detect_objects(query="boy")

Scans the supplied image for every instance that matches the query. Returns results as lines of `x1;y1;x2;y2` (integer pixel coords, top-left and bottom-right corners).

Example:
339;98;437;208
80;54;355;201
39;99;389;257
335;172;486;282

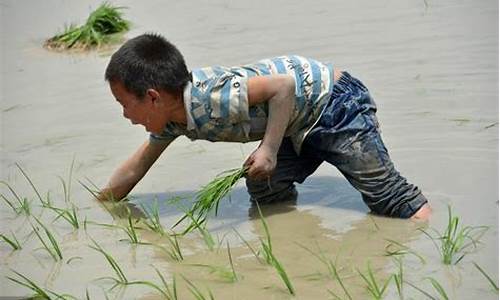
99;33;431;219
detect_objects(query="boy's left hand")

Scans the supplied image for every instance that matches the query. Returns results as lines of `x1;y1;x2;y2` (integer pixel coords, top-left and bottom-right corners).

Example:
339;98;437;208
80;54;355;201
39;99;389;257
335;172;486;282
244;145;277;180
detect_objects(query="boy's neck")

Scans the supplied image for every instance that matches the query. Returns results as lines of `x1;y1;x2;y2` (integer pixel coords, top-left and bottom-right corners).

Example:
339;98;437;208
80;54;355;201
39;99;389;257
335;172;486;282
164;90;187;125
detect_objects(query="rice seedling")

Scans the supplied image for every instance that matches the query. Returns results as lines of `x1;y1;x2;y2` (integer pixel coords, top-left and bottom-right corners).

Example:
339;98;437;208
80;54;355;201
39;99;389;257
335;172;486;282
357;262;391;300
226;242;238;282
392;257;404;300
232;227;263;264
419;205;488;265
189;243;238;283
0;231;22;250
473;262;498;292
141;199;166;235
48;203;80;230
31;216;63;261
89;238;129;289
255;203;295;295
145;233;184;262
181;208;215;251
296;242;351;299
45;2;130;51
384;239;426;264
405;280;437;300
174;167;246;234
15;163;49;207
129;268;178;300
7;269;77;299
425;277;449;300
121;215;140;244
182;276;215;300
0;182;32;215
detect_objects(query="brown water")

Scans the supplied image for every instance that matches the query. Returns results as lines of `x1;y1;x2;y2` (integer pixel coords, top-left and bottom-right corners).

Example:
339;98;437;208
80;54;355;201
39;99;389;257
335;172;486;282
1;0;498;299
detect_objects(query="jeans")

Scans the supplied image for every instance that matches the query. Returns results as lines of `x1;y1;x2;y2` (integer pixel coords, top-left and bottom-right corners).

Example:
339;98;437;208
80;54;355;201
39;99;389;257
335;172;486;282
246;72;428;218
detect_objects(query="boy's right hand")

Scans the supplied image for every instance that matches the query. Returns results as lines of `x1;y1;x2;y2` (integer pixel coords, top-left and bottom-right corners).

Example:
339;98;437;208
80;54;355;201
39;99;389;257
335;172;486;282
244;145;277;180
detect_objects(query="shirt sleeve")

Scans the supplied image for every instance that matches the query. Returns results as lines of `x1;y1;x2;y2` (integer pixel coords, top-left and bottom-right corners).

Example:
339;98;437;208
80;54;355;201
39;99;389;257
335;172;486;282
193;68;251;124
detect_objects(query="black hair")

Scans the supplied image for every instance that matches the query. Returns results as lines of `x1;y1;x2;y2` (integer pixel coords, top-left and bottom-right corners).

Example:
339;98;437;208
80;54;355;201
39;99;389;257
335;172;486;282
105;33;190;98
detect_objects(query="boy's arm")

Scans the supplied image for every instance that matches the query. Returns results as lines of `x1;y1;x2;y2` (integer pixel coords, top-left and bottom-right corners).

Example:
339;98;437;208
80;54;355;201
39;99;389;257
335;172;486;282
244;75;295;179
97;139;170;201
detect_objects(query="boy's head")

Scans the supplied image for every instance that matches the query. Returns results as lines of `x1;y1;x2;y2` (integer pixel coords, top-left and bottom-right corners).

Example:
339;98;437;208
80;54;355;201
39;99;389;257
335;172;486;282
105;33;190;134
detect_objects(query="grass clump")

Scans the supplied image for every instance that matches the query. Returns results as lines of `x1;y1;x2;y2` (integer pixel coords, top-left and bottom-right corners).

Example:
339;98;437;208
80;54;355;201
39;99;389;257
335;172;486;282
420;205;487;265
7;269;77;299
45;2;130;51
174;167;246;234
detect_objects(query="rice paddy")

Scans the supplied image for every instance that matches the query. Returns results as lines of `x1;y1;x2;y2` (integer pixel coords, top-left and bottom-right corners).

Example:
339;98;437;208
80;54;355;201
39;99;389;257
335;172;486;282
1;162;497;299
44;2;130;51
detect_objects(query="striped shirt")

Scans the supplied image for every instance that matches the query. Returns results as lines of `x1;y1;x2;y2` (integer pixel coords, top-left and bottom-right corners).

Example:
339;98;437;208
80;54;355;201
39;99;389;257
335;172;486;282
150;55;334;154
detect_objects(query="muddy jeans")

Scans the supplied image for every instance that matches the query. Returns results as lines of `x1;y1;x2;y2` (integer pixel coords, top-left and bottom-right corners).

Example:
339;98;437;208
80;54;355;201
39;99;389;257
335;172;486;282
245;72;428;218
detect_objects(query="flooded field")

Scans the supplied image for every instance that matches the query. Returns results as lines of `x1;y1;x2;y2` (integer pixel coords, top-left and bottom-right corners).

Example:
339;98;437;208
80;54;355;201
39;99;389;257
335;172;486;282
1;0;498;299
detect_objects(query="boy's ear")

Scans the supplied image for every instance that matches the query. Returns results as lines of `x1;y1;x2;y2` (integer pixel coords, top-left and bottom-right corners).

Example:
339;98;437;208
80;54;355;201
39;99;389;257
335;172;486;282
146;88;161;104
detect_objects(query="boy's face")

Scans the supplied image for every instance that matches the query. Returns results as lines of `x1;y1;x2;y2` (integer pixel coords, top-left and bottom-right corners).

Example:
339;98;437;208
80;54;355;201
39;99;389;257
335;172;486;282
109;81;170;135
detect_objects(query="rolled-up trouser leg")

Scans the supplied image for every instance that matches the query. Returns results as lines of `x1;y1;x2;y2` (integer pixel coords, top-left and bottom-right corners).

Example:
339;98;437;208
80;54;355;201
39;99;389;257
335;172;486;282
245;137;323;204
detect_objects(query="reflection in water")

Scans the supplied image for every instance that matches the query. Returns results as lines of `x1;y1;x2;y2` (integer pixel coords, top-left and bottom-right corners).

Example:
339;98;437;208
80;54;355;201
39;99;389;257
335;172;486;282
129;187;428;299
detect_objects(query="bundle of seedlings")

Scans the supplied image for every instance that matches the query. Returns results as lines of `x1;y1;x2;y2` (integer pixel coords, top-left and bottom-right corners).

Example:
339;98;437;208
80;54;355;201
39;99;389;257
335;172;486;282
174;167;247;234
45;2;130;51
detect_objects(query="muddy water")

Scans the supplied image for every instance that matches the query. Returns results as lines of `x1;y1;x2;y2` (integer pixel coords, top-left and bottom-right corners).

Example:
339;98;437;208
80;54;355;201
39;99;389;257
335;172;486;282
1;0;498;299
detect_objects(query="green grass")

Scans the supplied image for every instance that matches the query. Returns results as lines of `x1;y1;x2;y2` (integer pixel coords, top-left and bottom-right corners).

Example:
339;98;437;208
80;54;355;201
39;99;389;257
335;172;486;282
357;262;391;300
473;262;499;292
174;167;246;234
45;2;130;51
0;231;22;250
7;269;77;299
255;203;295;295
31;216;63;261
420;205;487;265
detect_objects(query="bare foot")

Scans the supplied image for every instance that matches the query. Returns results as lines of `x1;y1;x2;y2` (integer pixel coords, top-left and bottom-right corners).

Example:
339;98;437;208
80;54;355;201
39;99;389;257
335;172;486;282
411;203;431;221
